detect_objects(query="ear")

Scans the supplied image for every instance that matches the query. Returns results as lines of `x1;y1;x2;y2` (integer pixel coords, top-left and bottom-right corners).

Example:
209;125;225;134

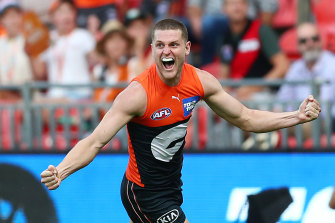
185;41;191;56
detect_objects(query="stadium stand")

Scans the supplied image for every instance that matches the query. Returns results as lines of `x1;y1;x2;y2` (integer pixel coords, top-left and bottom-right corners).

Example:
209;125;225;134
272;0;297;29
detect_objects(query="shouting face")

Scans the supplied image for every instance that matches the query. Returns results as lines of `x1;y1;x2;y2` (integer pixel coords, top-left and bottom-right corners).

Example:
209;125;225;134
151;29;190;86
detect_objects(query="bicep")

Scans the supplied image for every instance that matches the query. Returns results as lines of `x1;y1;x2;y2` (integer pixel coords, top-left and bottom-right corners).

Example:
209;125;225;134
90;105;131;147
89;82;146;148
205;89;248;127
199;69;248;127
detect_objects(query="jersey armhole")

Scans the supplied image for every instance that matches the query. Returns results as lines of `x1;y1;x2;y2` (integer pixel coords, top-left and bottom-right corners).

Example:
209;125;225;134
130;80;150;121
191;65;205;100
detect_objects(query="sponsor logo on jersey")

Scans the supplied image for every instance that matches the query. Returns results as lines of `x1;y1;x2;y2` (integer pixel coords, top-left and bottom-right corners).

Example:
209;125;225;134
182;96;200;117
157;209;179;223
151;108;172;120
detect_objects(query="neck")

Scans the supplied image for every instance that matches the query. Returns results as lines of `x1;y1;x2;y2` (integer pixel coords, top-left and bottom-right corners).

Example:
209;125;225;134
106;58;118;68
58;27;75;36
230;18;248;34
306;61;316;70
6;32;19;39
156;65;182;87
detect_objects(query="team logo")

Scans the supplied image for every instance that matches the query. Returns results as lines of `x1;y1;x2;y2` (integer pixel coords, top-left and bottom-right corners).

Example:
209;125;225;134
151;108;172;120
171;94;180;102
157;209;179;223
183;96;200;117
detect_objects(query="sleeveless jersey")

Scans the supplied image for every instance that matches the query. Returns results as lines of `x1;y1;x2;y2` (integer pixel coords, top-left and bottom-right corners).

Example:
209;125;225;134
125;63;204;188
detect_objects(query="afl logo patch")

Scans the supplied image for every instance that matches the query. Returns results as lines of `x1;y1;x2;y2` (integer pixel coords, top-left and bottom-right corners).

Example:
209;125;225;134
151;108;172;120
157;209;179;223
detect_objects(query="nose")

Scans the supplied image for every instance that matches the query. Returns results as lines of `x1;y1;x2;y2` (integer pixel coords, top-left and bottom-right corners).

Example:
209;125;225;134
162;45;171;55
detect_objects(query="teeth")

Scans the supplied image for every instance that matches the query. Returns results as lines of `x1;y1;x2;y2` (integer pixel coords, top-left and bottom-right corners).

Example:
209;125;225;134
162;58;174;62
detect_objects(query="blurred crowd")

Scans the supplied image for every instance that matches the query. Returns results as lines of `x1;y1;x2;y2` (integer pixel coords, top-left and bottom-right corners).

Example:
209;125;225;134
1;0;335;147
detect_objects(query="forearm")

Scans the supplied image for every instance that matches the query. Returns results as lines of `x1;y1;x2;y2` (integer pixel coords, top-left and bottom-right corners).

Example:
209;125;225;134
264;66;286;80
56;136;100;181
242;109;300;133
266;54;290;79
30;58;46;80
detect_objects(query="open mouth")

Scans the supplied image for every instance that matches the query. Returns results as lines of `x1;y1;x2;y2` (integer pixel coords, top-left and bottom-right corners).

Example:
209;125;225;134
162;58;175;70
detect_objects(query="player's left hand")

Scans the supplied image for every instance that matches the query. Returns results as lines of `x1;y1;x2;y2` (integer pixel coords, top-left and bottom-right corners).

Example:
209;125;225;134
298;95;321;123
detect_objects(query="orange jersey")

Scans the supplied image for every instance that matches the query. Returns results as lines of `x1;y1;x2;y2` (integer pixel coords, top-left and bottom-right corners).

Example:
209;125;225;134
125;63;204;188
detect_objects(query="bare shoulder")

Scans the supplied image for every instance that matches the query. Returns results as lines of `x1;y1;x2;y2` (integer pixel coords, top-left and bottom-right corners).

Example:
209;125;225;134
112;81;147;117
195;67;223;99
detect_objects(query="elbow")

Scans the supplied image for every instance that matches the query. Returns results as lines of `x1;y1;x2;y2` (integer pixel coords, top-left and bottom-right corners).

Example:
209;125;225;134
237;108;265;133
240;121;258;133
279;56;290;78
236;108;254;132
239;119;251;132
77;136;101;158
281;60;290;78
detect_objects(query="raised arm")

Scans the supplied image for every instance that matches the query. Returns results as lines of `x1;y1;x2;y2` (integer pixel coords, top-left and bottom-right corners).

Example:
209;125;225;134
40;81;147;190
197;68;321;133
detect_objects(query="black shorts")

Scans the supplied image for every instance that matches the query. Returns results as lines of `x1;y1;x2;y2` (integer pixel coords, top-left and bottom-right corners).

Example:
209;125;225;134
120;174;186;223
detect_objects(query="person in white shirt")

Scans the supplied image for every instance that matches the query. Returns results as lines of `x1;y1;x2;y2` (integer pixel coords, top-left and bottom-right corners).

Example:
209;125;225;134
278;22;335;136
31;0;96;102
0;0;32;101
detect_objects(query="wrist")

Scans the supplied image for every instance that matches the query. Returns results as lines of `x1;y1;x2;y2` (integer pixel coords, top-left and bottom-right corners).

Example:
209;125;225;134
295;110;305;124
56;166;66;181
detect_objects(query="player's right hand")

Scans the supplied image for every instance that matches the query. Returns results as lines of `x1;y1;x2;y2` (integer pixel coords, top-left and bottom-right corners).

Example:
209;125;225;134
41;165;61;190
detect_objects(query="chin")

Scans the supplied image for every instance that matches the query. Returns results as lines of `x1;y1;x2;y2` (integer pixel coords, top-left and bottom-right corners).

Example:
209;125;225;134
161;70;178;80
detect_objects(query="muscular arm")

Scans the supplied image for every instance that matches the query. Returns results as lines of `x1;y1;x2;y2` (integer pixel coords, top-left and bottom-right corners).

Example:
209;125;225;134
197;69;320;133
41;82;147;189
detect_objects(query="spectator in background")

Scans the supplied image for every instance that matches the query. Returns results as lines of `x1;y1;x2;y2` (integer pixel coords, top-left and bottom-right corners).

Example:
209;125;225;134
0;0;32;101
93;20;133;103
139;0;187;20
124;9;154;78
30;0;96;102
278;23;335;137
186;0;228;66
86;14;103;41
219;0;289;100
74;0;117;29
247;0;278;26
92;21;133;149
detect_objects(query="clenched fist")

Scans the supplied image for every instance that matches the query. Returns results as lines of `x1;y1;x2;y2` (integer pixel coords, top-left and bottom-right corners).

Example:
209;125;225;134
298;95;321;123
41;165;61;190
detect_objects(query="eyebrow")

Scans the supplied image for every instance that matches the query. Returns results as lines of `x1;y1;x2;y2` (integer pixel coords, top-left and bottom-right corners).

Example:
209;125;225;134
155;40;181;44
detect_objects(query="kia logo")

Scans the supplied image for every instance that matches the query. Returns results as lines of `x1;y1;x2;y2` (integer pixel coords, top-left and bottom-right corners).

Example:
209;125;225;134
157;209;179;223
